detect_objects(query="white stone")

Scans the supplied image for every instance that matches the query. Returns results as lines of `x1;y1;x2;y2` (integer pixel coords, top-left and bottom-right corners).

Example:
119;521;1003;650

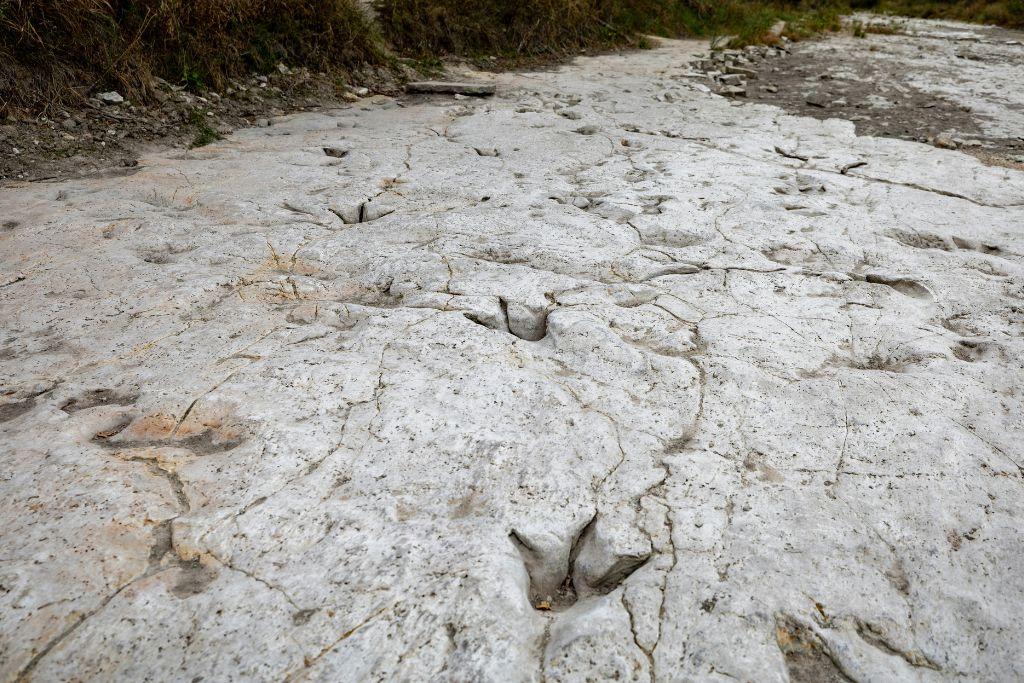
97;91;124;105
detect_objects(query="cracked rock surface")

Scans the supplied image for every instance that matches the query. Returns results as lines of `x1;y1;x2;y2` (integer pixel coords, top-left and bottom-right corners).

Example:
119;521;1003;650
2;28;1023;682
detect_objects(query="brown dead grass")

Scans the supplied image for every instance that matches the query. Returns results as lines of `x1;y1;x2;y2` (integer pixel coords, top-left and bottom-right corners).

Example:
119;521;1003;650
373;0;844;57
0;0;386;113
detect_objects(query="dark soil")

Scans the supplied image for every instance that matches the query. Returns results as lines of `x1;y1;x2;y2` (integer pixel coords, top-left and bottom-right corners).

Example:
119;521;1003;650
750;50;982;140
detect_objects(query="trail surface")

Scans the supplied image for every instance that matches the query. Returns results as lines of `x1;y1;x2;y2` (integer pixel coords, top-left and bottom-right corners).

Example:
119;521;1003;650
2;25;1023;682
746;15;1024;166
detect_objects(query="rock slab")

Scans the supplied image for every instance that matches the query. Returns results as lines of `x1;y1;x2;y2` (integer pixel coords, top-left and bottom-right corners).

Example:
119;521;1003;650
1;26;1023;683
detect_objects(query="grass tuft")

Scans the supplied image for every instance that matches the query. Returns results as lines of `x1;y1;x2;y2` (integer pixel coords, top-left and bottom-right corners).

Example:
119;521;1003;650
188;110;220;148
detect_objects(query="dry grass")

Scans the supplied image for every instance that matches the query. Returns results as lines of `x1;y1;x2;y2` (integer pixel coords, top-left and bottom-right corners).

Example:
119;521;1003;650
375;0;611;56
0;0;386;113
374;0;844;57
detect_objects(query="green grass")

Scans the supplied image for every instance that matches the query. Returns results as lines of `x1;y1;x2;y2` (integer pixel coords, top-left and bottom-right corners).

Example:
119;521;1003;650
188;110;220;148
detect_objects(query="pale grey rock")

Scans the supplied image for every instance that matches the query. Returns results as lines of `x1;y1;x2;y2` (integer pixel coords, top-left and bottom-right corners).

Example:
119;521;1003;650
570;195;592;209
726;66;758;79
1;26;1023;683
97;91;124;105
805;91;831;107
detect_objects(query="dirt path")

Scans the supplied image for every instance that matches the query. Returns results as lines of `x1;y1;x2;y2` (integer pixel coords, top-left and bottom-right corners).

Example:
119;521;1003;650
744;15;1024;167
1;26;1023;682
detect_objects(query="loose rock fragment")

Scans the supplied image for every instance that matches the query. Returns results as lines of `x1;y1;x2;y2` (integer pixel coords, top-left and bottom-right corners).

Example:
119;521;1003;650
805;92;830;108
767;20;787;40
726;66;758;79
322;146;349;158
97;91;124;105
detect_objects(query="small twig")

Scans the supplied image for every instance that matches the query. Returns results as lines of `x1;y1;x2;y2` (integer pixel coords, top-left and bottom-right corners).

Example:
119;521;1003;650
840;161;867;175
774;145;808;162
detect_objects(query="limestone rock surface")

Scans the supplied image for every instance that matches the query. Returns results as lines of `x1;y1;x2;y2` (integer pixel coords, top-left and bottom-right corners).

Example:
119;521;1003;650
2;28;1023;682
